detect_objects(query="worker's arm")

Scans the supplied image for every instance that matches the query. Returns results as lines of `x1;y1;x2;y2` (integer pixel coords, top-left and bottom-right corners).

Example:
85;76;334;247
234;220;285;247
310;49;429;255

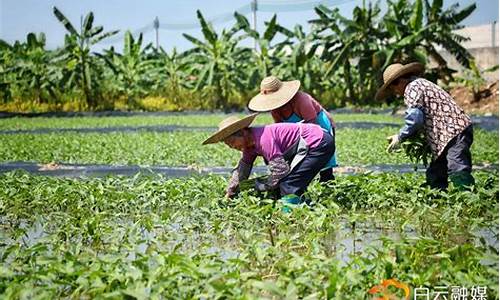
387;107;425;152
398;107;425;140
226;158;253;198
255;156;289;191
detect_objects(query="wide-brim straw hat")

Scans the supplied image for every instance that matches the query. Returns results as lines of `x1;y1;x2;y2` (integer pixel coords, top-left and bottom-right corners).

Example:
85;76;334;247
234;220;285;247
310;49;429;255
375;62;424;100
248;76;301;112
202;113;259;145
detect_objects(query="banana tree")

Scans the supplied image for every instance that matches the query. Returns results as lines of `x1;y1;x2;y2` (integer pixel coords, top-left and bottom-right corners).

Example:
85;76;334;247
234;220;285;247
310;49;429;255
233;13;292;87
0;34;60;104
0;40;14;103
272;24;328;98
11;33;60;103
311;2;384;105
97;31;156;107
150;47;193;108
375;0;430;81
53;6;118;108
380;0;476;83
182;10;253;110
423;0;477;81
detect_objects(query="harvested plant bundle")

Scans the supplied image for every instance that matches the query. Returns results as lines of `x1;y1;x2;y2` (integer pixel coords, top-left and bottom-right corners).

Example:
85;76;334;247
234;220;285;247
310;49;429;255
399;133;432;169
239;175;269;191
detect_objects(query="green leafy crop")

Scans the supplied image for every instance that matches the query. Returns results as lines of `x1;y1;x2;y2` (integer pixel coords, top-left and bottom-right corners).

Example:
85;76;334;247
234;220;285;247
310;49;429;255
398;133;432;169
0;171;497;298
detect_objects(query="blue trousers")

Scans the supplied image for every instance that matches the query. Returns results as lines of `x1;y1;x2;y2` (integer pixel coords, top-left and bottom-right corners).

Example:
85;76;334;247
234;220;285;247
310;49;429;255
279;132;335;197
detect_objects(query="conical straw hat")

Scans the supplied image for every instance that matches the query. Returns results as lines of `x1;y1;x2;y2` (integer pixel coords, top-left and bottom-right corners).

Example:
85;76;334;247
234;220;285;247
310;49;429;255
248;76;301;111
375;62;424;100
202;113;259;145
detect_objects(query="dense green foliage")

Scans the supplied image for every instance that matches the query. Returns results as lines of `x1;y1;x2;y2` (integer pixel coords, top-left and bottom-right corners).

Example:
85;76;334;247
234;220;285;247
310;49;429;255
0;127;496;166
0;0;478;111
0;171;497;298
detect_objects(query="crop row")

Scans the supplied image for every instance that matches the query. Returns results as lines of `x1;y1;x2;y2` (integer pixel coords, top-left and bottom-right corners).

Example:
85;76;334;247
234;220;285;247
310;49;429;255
0;128;496;167
0;114;402;131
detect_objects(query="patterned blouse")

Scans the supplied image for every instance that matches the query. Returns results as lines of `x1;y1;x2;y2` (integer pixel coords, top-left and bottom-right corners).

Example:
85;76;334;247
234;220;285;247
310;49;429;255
404;78;472;157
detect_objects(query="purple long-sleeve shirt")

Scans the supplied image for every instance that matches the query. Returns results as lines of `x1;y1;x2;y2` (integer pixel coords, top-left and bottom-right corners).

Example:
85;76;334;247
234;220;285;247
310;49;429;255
226;123;324;196
242;123;324;165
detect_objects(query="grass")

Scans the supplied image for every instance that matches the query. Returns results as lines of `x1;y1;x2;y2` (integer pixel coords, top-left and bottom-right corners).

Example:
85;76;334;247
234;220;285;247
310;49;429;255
0;171;497;298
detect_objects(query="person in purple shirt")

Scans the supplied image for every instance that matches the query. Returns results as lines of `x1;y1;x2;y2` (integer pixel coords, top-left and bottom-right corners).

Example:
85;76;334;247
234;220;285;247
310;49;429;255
202;113;335;205
248;76;337;182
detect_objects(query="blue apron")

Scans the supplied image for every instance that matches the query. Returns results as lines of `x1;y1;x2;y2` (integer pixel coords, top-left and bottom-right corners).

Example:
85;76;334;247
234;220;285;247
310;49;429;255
283;110;338;169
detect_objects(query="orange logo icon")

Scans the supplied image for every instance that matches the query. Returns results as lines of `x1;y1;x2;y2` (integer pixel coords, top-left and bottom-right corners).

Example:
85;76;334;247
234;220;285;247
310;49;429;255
368;279;411;300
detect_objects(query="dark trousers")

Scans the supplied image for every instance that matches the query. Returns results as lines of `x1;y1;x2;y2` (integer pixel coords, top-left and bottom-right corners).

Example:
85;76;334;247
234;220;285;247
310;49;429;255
319;127;336;182
280;132;335;197
319;168;335;182
426;125;474;190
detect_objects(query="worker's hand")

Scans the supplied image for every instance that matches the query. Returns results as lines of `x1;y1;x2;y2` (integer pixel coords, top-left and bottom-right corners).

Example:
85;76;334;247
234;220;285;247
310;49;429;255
254;179;268;192
225;187;237;199
386;134;400;153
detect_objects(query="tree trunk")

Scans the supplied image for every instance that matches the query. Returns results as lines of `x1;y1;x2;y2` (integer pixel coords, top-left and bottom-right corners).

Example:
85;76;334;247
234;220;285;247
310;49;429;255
215;79;224;110
344;61;355;106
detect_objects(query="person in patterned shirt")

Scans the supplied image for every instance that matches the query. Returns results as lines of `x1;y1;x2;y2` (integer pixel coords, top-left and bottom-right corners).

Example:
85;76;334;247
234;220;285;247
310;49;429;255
376;62;474;190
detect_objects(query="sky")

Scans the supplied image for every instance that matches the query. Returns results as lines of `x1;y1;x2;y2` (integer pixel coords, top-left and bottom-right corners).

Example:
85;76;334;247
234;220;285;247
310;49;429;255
0;0;498;52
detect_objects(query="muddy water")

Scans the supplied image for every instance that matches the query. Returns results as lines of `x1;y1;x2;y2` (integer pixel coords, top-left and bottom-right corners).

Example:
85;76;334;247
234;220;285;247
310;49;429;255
3;217;497;265
326;220;499;265
0;162;496;178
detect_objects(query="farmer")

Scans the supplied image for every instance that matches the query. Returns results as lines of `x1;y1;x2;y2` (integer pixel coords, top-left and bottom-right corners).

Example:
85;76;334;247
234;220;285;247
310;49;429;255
248;76;337;182
202;113;335;205
376;62;474;190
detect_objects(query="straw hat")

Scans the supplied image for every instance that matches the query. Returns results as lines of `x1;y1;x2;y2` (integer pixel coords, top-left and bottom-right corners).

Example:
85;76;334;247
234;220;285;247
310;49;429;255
375;62;424;100
248;76;301;112
202;113;259;145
